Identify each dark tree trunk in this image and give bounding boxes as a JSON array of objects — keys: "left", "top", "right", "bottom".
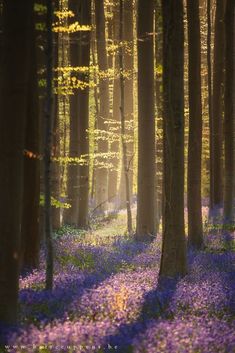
[
  {"left": 119, "top": 0, "right": 132, "bottom": 234},
  {"left": 22, "top": 21, "right": 41, "bottom": 270},
  {"left": 187, "top": 0, "right": 203, "bottom": 249},
  {"left": 44, "top": 0, "right": 54, "bottom": 290},
  {"left": 223, "top": 0, "right": 234, "bottom": 224},
  {"left": 119, "top": 0, "right": 134, "bottom": 208},
  {"left": 211, "top": 0, "right": 225, "bottom": 218},
  {"left": 207, "top": 0, "right": 213, "bottom": 213},
  {"left": 77, "top": 0, "right": 91, "bottom": 228},
  {"left": 135, "top": 0, "right": 156, "bottom": 241},
  {"left": 64, "top": 0, "right": 81, "bottom": 225},
  {"left": 159, "top": 0, "right": 187, "bottom": 277},
  {"left": 51, "top": 32, "right": 61, "bottom": 230},
  {"left": 0, "top": 0, "right": 33, "bottom": 325},
  {"left": 94, "top": 0, "right": 110, "bottom": 214}
]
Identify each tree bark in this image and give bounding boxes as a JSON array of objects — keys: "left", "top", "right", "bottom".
[
  {"left": 135, "top": 0, "right": 156, "bottom": 241},
  {"left": 94, "top": 0, "right": 110, "bottom": 214},
  {"left": 77, "top": 0, "right": 91, "bottom": 228},
  {"left": 44, "top": 0, "right": 54, "bottom": 290},
  {"left": 64, "top": 0, "right": 81, "bottom": 225},
  {"left": 187, "top": 0, "right": 203, "bottom": 248},
  {"left": 223, "top": 0, "right": 234, "bottom": 224},
  {"left": 22, "top": 21, "right": 41, "bottom": 270},
  {"left": 0, "top": 0, "right": 33, "bottom": 325},
  {"left": 211, "top": 0, "right": 225, "bottom": 218},
  {"left": 160, "top": 0, "right": 187, "bottom": 277}
]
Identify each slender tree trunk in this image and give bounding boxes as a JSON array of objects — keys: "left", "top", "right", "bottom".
[
  {"left": 119, "top": 0, "right": 132, "bottom": 234},
  {"left": 94, "top": 0, "right": 110, "bottom": 214},
  {"left": 223, "top": 0, "right": 234, "bottom": 224},
  {"left": 0, "top": 0, "right": 32, "bottom": 325},
  {"left": 211, "top": 0, "right": 225, "bottom": 218},
  {"left": 108, "top": 1, "right": 120, "bottom": 203},
  {"left": 159, "top": 0, "right": 187, "bottom": 277},
  {"left": 135, "top": 0, "right": 156, "bottom": 241},
  {"left": 64, "top": 0, "right": 81, "bottom": 225},
  {"left": 155, "top": 0, "right": 163, "bottom": 228},
  {"left": 44, "top": 0, "right": 54, "bottom": 290},
  {"left": 77, "top": 0, "right": 91, "bottom": 228},
  {"left": 51, "top": 32, "right": 61, "bottom": 230},
  {"left": 119, "top": 0, "right": 134, "bottom": 208},
  {"left": 187, "top": 0, "right": 203, "bottom": 248},
  {"left": 22, "top": 23, "right": 41, "bottom": 270},
  {"left": 207, "top": 0, "right": 213, "bottom": 213}
]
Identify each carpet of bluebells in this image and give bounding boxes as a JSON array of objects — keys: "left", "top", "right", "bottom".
[{"left": 1, "top": 209, "right": 235, "bottom": 353}]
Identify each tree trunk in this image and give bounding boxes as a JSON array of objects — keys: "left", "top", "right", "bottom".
[
  {"left": 77, "top": 0, "right": 91, "bottom": 228},
  {"left": 0, "top": 0, "right": 33, "bottom": 325},
  {"left": 94, "top": 0, "right": 110, "bottom": 214},
  {"left": 135, "top": 0, "right": 156, "bottom": 241},
  {"left": 187, "top": 0, "right": 203, "bottom": 248},
  {"left": 64, "top": 0, "right": 81, "bottom": 225},
  {"left": 22, "top": 22, "right": 41, "bottom": 270},
  {"left": 159, "top": 0, "right": 187, "bottom": 277},
  {"left": 223, "top": 0, "right": 234, "bottom": 224},
  {"left": 119, "top": 0, "right": 132, "bottom": 234},
  {"left": 44, "top": 0, "right": 54, "bottom": 290},
  {"left": 211, "top": 0, "right": 225, "bottom": 218},
  {"left": 119, "top": 0, "right": 134, "bottom": 208},
  {"left": 51, "top": 32, "right": 61, "bottom": 230},
  {"left": 108, "top": 1, "right": 120, "bottom": 203}
]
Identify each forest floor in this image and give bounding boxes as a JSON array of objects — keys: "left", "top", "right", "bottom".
[{"left": 2, "top": 208, "right": 235, "bottom": 353}]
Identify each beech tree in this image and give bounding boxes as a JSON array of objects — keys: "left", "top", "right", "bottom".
[
  {"left": 223, "top": 0, "right": 234, "bottom": 224},
  {"left": 135, "top": 0, "right": 156, "bottom": 241},
  {"left": 187, "top": 0, "right": 203, "bottom": 248},
  {"left": 94, "top": 0, "right": 110, "bottom": 213},
  {"left": 160, "top": 0, "right": 187, "bottom": 277},
  {"left": 210, "top": 0, "right": 225, "bottom": 218},
  {"left": 0, "top": 0, "right": 34, "bottom": 324}
]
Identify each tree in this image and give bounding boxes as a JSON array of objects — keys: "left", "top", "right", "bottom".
[
  {"left": 119, "top": 0, "right": 134, "bottom": 208},
  {"left": 108, "top": 1, "right": 120, "bottom": 203},
  {"left": 0, "top": 0, "right": 33, "bottom": 325},
  {"left": 210, "top": 0, "right": 225, "bottom": 218},
  {"left": 159, "top": 0, "right": 187, "bottom": 277},
  {"left": 64, "top": 0, "right": 81, "bottom": 225},
  {"left": 119, "top": 0, "right": 132, "bottom": 234},
  {"left": 94, "top": 0, "right": 110, "bottom": 213},
  {"left": 135, "top": 0, "right": 156, "bottom": 241},
  {"left": 187, "top": 0, "right": 203, "bottom": 249},
  {"left": 77, "top": 0, "right": 91, "bottom": 228},
  {"left": 44, "top": 0, "right": 54, "bottom": 290},
  {"left": 21, "top": 18, "right": 41, "bottom": 270},
  {"left": 223, "top": 0, "right": 234, "bottom": 225}
]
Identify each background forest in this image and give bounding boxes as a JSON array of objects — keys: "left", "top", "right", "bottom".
[{"left": 0, "top": 0, "right": 234, "bottom": 352}]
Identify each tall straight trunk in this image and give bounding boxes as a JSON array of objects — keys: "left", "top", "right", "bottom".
[
  {"left": 187, "top": 0, "right": 203, "bottom": 248},
  {"left": 0, "top": 0, "right": 32, "bottom": 325},
  {"left": 207, "top": 0, "right": 213, "bottom": 212},
  {"left": 223, "top": 0, "right": 234, "bottom": 224},
  {"left": 51, "top": 32, "right": 61, "bottom": 230},
  {"left": 119, "top": 0, "right": 132, "bottom": 234},
  {"left": 108, "top": 1, "right": 120, "bottom": 202},
  {"left": 44, "top": 0, "right": 54, "bottom": 290},
  {"left": 22, "top": 22, "right": 41, "bottom": 270},
  {"left": 136, "top": 0, "right": 156, "bottom": 241},
  {"left": 64, "top": 0, "right": 81, "bottom": 225},
  {"left": 94, "top": 0, "right": 110, "bottom": 213},
  {"left": 211, "top": 0, "right": 225, "bottom": 217},
  {"left": 77, "top": 0, "right": 91, "bottom": 228},
  {"left": 119, "top": 0, "right": 134, "bottom": 208},
  {"left": 160, "top": 0, "right": 187, "bottom": 277},
  {"left": 155, "top": 0, "right": 163, "bottom": 228}
]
